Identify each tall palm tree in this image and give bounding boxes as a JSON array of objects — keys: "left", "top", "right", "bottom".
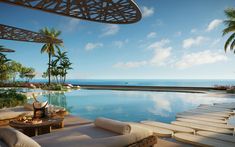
[
  {"left": 223, "top": 8, "right": 235, "bottom": 52},
  {"left": 39, "top": 28, "right": 62, "bottom": 85}
]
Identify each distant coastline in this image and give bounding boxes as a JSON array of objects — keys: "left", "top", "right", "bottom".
[{"left": 78, "top": 85, "right": 217, "bottom": 93}]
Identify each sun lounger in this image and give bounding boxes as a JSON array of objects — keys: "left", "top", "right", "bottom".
[
  {"left": 0, "top": 117, "right": 157, "bottom": 147},
  {"left": 31, "top": 117, "right": 157, "bottom": 147}
]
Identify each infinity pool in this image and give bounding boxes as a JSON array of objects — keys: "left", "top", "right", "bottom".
[{"left": 35, "top": 89, "right": 235, "bottom": 123}]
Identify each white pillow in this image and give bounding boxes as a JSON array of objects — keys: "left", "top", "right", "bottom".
[
  {"left": 94, "top": 117, "right": 131, "bottom": 135},
  {"left": 0, "top": 127, "right": 41, "bottom": 147}
]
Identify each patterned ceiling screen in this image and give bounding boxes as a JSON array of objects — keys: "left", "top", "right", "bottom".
[
  {"left": 0, "top": 24, "right": 63, "bottom": 43},
  {"left": 1, "top": 0, "right": 142, "bottom": 24}
]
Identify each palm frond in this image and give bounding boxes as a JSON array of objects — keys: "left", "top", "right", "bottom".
[
  {"left": 225, "top": 8, "right": 235, "bottom": 19},
  {"left": 55, "top": 30, "right": 61, "bottom": 37},
  {"left": 230, "top": 39, "right": 235, "bottom": 51},
  {"left": 223, "top": 25, "right": 235, "bottom": 36},
  {"left": 55, "top": 45, "right": 61, "bottom": 52},
  {"left": 224, "top": 32, "right": 235, "bottom": 51},
  {"left": 224, "top": 20, "right": 235, "bottom": 27},
  {"left": 41, "top": 44, "right": 49, "bottom": 53}
]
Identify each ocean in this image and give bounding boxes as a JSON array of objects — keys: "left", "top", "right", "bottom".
[{"left": 32, "top": 79, "right": 235, "bottom": 87}]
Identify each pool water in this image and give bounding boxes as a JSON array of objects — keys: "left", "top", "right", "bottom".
[{"left": 35, "top": 89, "right": 235, "bottom": 123}]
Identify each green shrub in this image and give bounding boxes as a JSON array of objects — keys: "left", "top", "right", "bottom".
[
  {"left": 0, "top": 89, "right": 27, "bottom": 108},
  {"left": 41, "top": 83, "right": 64, "bottom": 91}
]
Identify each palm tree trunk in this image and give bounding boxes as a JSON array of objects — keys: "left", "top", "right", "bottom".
[
  {"left": 63, "top": 70, "right": 66, "bottom": 84},
  {"left": 48, "top": 53, "right": 51, "bottom": 85},
  {"left": 56, "top": 76, "right": 58, "bottom": 84}
]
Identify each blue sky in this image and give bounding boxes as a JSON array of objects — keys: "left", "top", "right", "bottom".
[{"left": 1, "top": 0, "right": 235, "bottom": 79}]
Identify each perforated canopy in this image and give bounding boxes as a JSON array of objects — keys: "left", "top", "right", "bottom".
[
  {"left": 0, "top": 24, "right": 63, "bottom": 43},
  {"left": 1, "top": 0, "right": 142, "bottom": 24}
]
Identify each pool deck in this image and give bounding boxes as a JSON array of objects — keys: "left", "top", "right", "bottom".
[{"left": 142, "top": 102, "right": 235, "bottom": 146}]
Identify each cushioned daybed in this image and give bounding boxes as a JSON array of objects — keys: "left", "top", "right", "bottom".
[{"left": 0, "top": 117, "right": 157, "bottom": 147}]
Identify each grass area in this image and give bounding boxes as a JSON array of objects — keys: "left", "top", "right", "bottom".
[{"left": 0, "top": 89, "right": 27, "bottom": 108}]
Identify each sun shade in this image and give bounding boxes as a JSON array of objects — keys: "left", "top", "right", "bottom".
[
  {"left": 0, "top": 24, "right": 63, "bottom": 43},
  {"left": 1, "top": 0, "right": 142, "bottom": 24}
]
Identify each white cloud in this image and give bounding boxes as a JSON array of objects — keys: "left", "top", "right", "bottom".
[
  {"left": 147, "top": 32, "right": 156, "bottom": 38},
  {"left": 113, "top": 39, "right": 129, "bottom": 48},
  {"left": 210, "top": 38, "right": 221, "bottom": 47},
  {"left": 65, "top": 18, "right": 80, "bottom": 32},
  {"left": 101, "top": 24, "right": 119, "bottom": 36},
  {"left": 142, "top": 6, "right": 154, "bottom": 18},
  {"left": 150, "top": 48, "right": 172, "bottom": 66},
  {"left": 113, "top": 61, "right": 147, "bottom": 68},
  {"left": 148, "top": 39, "right": 172, "bottom": 66},
  {"left": 113, "top": 39, "right": 172, "bottom": 68},
  {"left": 182, "top": 36, "right": 207, "bottom": 49},
  {"left": 206, "top": 19, "right": 223, "bottom": 32},
  {"left": 147, "top": 39, "right": 170, "bottom": 50},
  {"left": 85, "top": 42, "right": 103, "bottom": 51},
  {"left": 175, "top": 50, "right": 227, "bottom": 69}
]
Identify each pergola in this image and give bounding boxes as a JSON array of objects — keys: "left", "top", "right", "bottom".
[
  {"left": 1, "top": 0, "right": 142, "bottom": 24},
  {"left": 0, "top": 24, "right": 63, "bottom": 43},
  {"left": 0, "top": 0, "right": 142, "bottom": 43}
]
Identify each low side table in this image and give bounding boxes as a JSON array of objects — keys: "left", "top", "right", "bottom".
[{"left": 9, "top": 118, "right": 64, "bottom": 137}]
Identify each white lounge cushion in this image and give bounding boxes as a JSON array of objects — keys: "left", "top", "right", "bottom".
[
  {"left": 0, "top": 127, "right": 40, "bottom": 147},
  {"left": 94, "top": 117, "right": 131, "bottom": 135},
  {"left": 33, "top": 123, "right": 152, "bottom": 147}
]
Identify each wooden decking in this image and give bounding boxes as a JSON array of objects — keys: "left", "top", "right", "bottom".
[{"left": 141, "top": 102, "right": 235, "bottom": 147}]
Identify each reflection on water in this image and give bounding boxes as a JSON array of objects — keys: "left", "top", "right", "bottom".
[
  {"left": 36, "top": 90, "right": 235, "bottom": 123},
  {"left": 38, "top": 93, "right": 72, "bottom": 113}
]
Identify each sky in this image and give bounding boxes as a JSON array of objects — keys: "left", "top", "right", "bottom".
[{"left": 1, "top": 0, "right": 235, "bottom": 79}]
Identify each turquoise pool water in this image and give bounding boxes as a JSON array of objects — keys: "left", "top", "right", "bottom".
[{"left": 35, "top": 89, "right": 235, "bottom": 123}]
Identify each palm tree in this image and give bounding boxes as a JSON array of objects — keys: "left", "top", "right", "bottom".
[
  {"left": 0, "top": 45, "right": 7, "bottom": 58},
  {"left": 53, "top": 50, "right": 72, "bottom": 84},
  {"left": 7, "top": 61, "right": 22, "bottom": 82},
  {"left": 39, "top": 28, "right": 62, "bottom": 85},
  {"left": 0, "top": 55, "right": 11, "bottom": 83},
  {"left": 51, "top": 59, "right": 60, "bottom": 83},
  {"left": 223, "top": 8, "right": 235, "bottom": 52},
  {"left": 53, "top": 49, "right": 68, "bottom": 64},
  {"left": 60, "top": 59, "right": 72, "bottom": 84}
]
